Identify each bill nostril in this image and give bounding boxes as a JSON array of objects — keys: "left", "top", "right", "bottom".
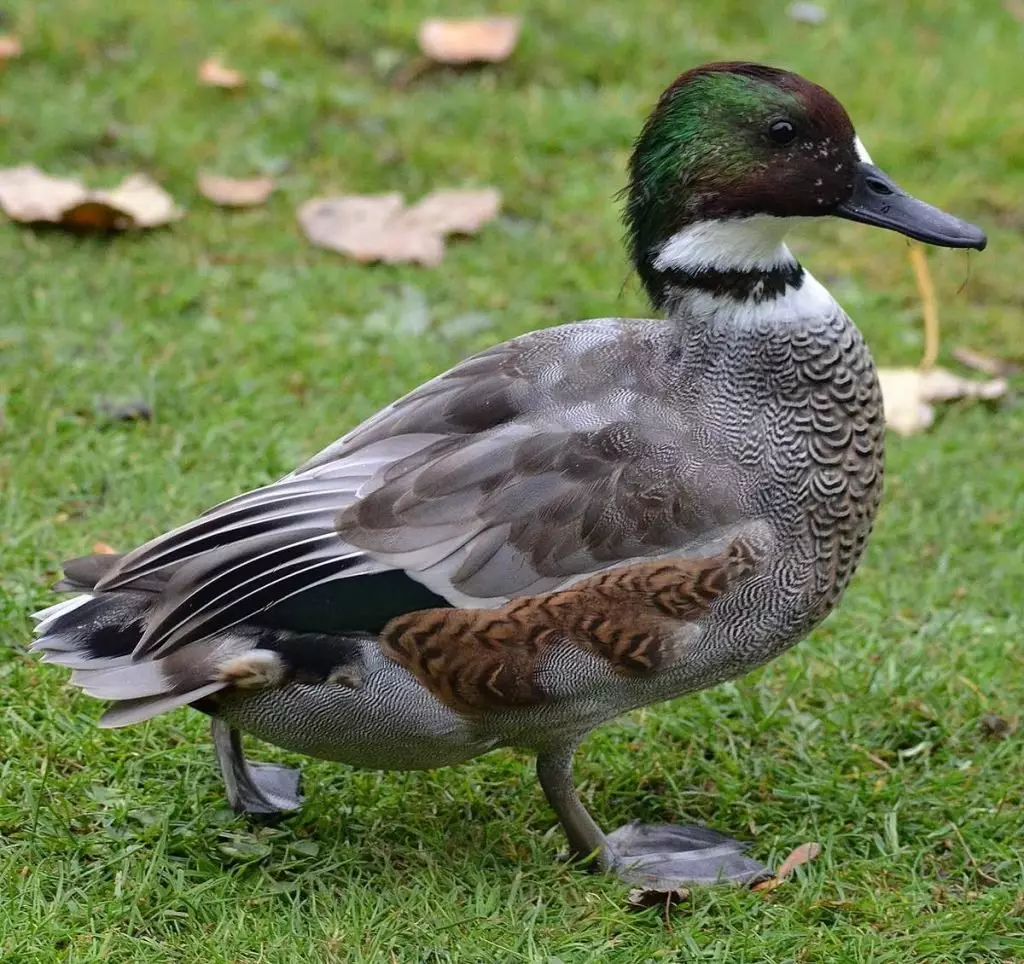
[{"left": 865, "top": 177, "right": 893, "bottom": 196}]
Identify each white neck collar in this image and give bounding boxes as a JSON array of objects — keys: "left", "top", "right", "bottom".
[{"left": 653, "top": 215, "right": 800, "bottom": 274}]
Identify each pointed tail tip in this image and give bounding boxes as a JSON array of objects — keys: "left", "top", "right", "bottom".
[
  {"left": 31, "top": 594, "right": 95, "bottom": 634},
  {"left": 97, "top": 681, "right": 227, "bottom": 728}
]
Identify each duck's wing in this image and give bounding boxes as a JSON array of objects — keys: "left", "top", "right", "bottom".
[{"left": 97, "top": 319, "right": 748, "bottom": 658}]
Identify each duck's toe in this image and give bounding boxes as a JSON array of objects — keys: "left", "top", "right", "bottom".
[{"left": 606, "top": 823, "right": 771, "bottom": 889}]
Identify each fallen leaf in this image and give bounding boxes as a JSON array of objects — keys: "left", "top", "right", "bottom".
[
  {"left": 0, "top": 166, "right": 183, "bottom": 231},
  {"left": 776, "top": 841, "right": 823, "bottom": 878},
  {"left": 626, "top": 886, "right": 690, "bottom": 911},
  {"left": 0, "top": 34, "right": 22, "bottom": 60},
  {"left": 787, "top": 2, "right": 828, "bottom": 23},
  {"left": 0, "top": 166, "right": 83, "bottom": 220},
  {"left": 980, "top": 714, "right": 1017, "bottom": 740},
  {"left": 93, "top": 175, "right": 182, "bottom": 229},
  {"left": 752, "top": 842, "right": 822, "bottom": 892},
  {"left": 877, "top": 367, "right": 1008, "bottom": 436},
  {"left": 197, "top": 172, "right": 274, "bottom": 208},
  {"left": 198, "top": 56, "right": 245, "bottom": 89},
  {"left": 91, "top": 542, "right": 119, "bottom": 555},
  {"left": 298, "top": 188, "right": 501, "bottom": 267},
  {"left": 1004, "top": 0, "right": 1024, "bottom": 23},
  {"left": 417, "top": 16, "right": 521, "bottom": 65},
  {"left": 401, "top": 188, "right": 502, "bottom": 236},
  {"left": 299, "top": 194, "right": 440, "bottom": 266},
  {"left": 952, "top": 346, "right": 1019, "bottom": 378}
]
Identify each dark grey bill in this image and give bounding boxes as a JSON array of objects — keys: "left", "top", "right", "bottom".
[{"left": 836, "top": 162, "right": 987, "bottom": 250}]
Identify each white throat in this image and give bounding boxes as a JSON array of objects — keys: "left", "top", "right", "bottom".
[
  {"left": 653, "top": 215, "right": 799, "bottom": 274},
  {"left": 651, "top": 215, "right": 839, "bottom": 327}
]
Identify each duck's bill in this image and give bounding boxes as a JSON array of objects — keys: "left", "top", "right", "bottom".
[{"left": 835, "top": 162, "right": 987, "bottom": 250}]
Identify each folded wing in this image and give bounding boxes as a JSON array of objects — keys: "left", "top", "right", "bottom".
[{"left": 94, "top": 320, "right": 746, "bottom": 659}]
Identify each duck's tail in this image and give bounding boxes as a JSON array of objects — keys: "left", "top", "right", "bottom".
[{"left": 30, "top": 554, "right": 248, "bottom": 728}]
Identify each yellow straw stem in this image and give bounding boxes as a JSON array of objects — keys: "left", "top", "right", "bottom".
[{"left": 909, "top": 243, "right": 940, "bottom": 371}]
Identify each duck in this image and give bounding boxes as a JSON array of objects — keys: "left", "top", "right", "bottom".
[{"left": 29, "top": 62, "right": 986, "bottom": 891}]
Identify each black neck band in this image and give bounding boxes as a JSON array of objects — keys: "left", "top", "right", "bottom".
[{"left": 657, "top": 261, "right": 805, "bottom": 304}]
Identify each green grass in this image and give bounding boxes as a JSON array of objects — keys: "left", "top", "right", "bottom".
[{"left": 1, "top": 0, "right": 1023, "bottom": 960}]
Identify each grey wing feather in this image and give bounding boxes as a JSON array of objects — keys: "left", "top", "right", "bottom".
[{"left": 94, "top": 318, "right": 742, "bottom": 657}]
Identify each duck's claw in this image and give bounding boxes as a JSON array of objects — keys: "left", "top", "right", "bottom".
[{"left": 606, "top": 823, "right": 772, "bottom": 889}]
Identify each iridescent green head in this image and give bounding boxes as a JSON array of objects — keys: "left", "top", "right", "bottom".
[{"left": 625, "top": 63, "right": 987, "bottom": 306}]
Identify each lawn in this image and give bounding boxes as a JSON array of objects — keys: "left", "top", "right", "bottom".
[{"left": 1, "top": 0, "right": 1022, "bottom": 961}]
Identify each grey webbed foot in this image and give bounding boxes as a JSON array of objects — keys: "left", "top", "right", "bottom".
[
  {"left": 211, "top": 718, "right": 304, "bottom": 815},
  {"left": 537, "top": 749, "right": 771, "bottom": 890},
  {"left": 606, "top": 822, "right": 771, "bottom": 888}
]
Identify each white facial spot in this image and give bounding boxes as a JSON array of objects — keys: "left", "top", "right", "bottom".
[
  {"left": 853, "top": 136, "right": 874, "bottom": 165},
  {"left": 814, "top": 178, "right": 823, "bottom": 187}
]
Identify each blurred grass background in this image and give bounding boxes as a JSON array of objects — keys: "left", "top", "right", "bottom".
[{"left": 0, "top": 1, "right": 1022, "bottom": 961}]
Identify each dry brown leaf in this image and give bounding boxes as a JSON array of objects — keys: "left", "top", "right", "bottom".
[
  {"left": 91, "top": 542, "right": 119, "bottom": 555},
  {"left": 299, "top": 194, "right": 442, "bottom": 266},
  {"left": 878, "top": 366, "right": 1008, "bottom": 436},
  {"left": 417, "top": 16, "right": 521, "bottom": 65},
  {"left": 298, "top": 188, "right": 501, "bottom": 267},
  {"left": 0, "top": 166, "right": 183, "bottom": 231},
  {"left": 92, "top": 175, "right": 182, "bottom": 228},
  {"left": 1004, "top": 0, "right": 1024, "bottom": 22},
  {"left": 198, "top": 56, "right": 245, "bottom": 89},
  {"left": 402, "top": 188, "right": 502, "bottom": 236},
  {"left": 0, "top": 166, "right": 83, "bottom": 221},
  {"left": 197, "top": 172, "right": 275, "bottom": 208},
  {"left": 952, "top": 346, "right": 1018, "bottom": 378},
  {"left": 752, "top": 842, "right": 822, "bottom": 892},
  {"left": 0, "top": 34, "right": 23, "bottom": 60}
]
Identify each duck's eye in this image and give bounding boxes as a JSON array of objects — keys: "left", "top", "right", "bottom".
[{"left": 768, "top": 119, "right": 796, "bottom": 145}]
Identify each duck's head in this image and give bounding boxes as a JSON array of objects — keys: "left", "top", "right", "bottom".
[{"left": 625, "top": 62, "right": 987, "bottom": 307}]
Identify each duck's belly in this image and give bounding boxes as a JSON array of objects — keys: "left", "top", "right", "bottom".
[
  {"left": 212, "top": 657, "right": 498, "bottom": 771},
  {"left": 210, "top": 639, "right": 646, "bottom": 768}
]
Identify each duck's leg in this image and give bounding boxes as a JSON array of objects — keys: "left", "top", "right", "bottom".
[
  {"left": 211, "top": 718, "right": 304, "bottom": 815},
  {"left": 536, "top": 747, "right": 771, "bottom": 889},
  {"left": 537, "top": 748, "right": 613, "bottom": 868}
]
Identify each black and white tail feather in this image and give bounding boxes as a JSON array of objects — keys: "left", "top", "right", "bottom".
[
  {"left": 28, "top": 434, "right": 429, "bottom": 727},
  {"left": 31, "top": 555, "right": 259, "bottom": 728},
  {"left": 29, "top": 550, "right": 370, "bottom": 729}
]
